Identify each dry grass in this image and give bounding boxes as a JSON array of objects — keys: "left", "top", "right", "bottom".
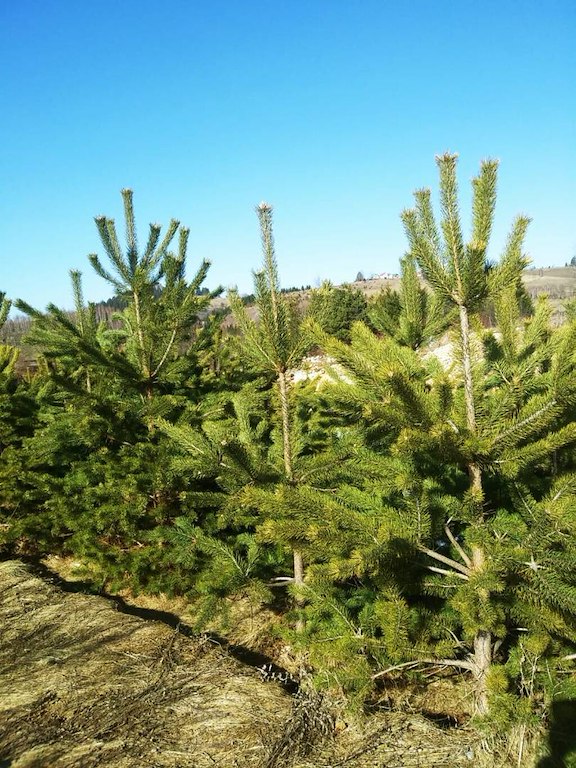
[
  {"left": 1, "top": 560, "right": 530, "bottom": 767},
  {"left": 0, "top": 560, "right": 291, "bottom": 767}
]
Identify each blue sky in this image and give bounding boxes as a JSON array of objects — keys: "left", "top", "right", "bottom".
[{"left": 1, "top": 0, "right": 575, "bottom": 310}]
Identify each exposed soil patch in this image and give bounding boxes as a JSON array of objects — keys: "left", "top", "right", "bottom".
[{"left": 1, "top": 560, "right": 493, "bottom": 767}]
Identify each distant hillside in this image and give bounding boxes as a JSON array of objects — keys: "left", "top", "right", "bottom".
[
  {"left": 521, "top": 266, "right": 576, "bottom": 299},
  {"left": 4, "top": 267, "right": 576, "bottom": 363},
  {"left": 349, "top": 266, "right": 576, "bottom": 302}
]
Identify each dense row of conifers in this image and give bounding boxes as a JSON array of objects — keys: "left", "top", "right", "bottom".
[{"left": 1, "top": 158, "right": 575, "bottom": 735}]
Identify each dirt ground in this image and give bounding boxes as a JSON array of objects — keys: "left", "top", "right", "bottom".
[{"left": 0, "top": 560, "right": 526, "bottom": 767}]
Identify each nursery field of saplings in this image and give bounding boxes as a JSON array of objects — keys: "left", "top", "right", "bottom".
[{"left": 1, "top": 155, "right": 576, "bottom": 767}]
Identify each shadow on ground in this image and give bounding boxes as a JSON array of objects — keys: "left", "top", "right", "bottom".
[
  {"left": 19, "top": 555, "right": 299, "bottom": 692},
  {"left": 537, "top": 700, "right": 576, "bottom": 768}
]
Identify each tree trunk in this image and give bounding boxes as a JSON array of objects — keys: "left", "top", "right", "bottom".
[
  {"left": 460, "top": 303, "right": 492, "bottom": 713},
  {"left": 471, "top": 545, "right": 491, "bottom": 714},
  {"left": 293, "top": 549, "right": 305, "bottom": 633},
  {"left": 459, "top": 303, "right": 483, "bottom": 494},
  {"left": 133, "top": 290, "right": 153, "bottom": 401},
  {"left": 458, "top": 303, "right": 476, "bottom": 433},
  {"left": 278, "top": 369, "right": 305, "bottom": 631},
  {"left": 472, "top": 629, "right": 492, "bottom": 715},
  {"left": 278, "top": 370, "right": 293, "bottom": 480}
]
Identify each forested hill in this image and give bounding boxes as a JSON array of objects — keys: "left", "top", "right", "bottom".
[{"left": 3, "top": 266, "right": 576, "bottom": 355}]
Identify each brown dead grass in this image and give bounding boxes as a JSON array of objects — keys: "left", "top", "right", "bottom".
[
  {"left": 1, "top": 560, "right": 525, "bottom": 767},
  {"left": 0, "top": 560, "right": 291, "bottom": 767}
]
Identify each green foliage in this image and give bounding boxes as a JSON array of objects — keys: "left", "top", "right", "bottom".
[
  {"left": 0, "top": 343, "right": 41, "bottom": 550},
  {"left": 0, "top": 291, "right": 11, "bottom": 330},
  {"left": 307, "top": 281, "right": 367, "bottom": 342},
  {"left": 87, "top": 189, "right": 221, "bottom": 395},
  {"left": 4, "top": 192, "right": 231, "bottom": 590},
  {"left": 228, "top": 203, "right": 308, "bottom": 376},
  {"left": 401, "top": 153, "right": 530, "bottom": 313},
  {"left": 159, "top": 519, "right": 274, "bottom": 629},
  {"left": 303, "top": 156, "right": 576, "bottom": 719},
  {"left": 2, "top": 172, "right": 576, "bottom": 741},
  {"left": 368, "top": 255, "right": 450, "bottom": 348}
]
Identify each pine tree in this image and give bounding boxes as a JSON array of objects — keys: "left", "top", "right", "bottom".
[
  {"left": 17, "top": 191, "right": 221, "bottom": 404},
  {"left": 386, "top": 154, "right": 576, "bottom": 716},
  {"left": 399, "top": 154, "right": 533, "bottom": 711},
  {"left": 228, "top": 203, "right": 310, "bottom": 628},
  {"left": 158, "top": 206, "right": 360, "bottom": 648},
  {"left": 311, "top": 155, "right": 576, "bottom": 715},
  {"left": 7, "top": 192, "right": 224, "bottom": 588},
  {"left": 0, "top": 291, "right": 11, "bottom": 330},
  {"left": 85, "top": 188, "right": 219, "bottom": 400},
  {"left": 367, "top": 254, "right": 449, "bottom": 349},
  {"left": 307, "top": 281, "right": 368, "bottom": 342}
]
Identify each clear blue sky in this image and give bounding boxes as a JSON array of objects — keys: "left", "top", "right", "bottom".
[{"left": 1, "top": 0, "right": 575, "bottom": 311}]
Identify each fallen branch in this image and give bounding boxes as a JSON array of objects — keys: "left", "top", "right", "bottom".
[{"left": 373, "top": 656, "right": 473, "bottom": 680}]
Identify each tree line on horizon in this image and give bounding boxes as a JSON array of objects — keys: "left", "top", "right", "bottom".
[{"left": 1, "top": 158, "right": 576, "bottom": 752}]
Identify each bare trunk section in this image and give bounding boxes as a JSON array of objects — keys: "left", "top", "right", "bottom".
[
  {"left": 470, "top": 546, "right": 492, "bottom": 714},
  {"left": 278, "top": 369, "right": 305, "bottom": 632},
  {"left": 293, "top": 549, "right": 305, "bottom": 634},
  {"left": 472, "top": 630, "right": 492, "bottom": 715}
]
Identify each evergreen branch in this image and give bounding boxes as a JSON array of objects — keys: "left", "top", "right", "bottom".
[
  {"left": 437, "top": 153, "right": 465, "bottom": 298},
  {"left": 444, "top": 520, "right": 472, "bottom": 567},
  {"left": 143, "top": 223, "right": 162, "bottom": 260},
  {"left": 187, "top": 258, "right": 212, "bottom": 295},
  {"left": 93, "top": 215, "right": 118, "bottom": 267},
  {"left": 497, "top": 216, "right": 532, "bottom": 290},
  {"left": 149, "top": 218, "right": 179, "bottom": 270},
  {"left": 155, "top": 418, "right": 218, "bottom": 460},
  {"left": 121, "top": 188, "right": 138, "bottom": 273},
  {"left": 70, "top": 270, "right": 86, "bottom": 329},
  {"left": 497, "top": 422, "right": 576, "bottom": 473},
  {"left": 151, "top": 327, "right": 178, "bottom": 379},
  {"left": 0, "top": 292, "right": 11, "bottom": 328},
  {"left": 401, "top": 209, "right": 453, "bottom": 302},
  {"left": 420, "top": 658, "right": 474, "bottom": 670},
  {"left": 414, "top": 188, "right": 441, "bottom": 253},
  {"left": 492, "top": 399, "right": 558, "bottom": 450},
  {"left": 427, "top": 565, "right": 469, "bottom": 581},
  {"left": 87, "top": 254, "right": 126, "bottom": 293},
  {"left": 371, "top": 660, "right": 420, "bottom": 678},
  {"left": 549, "top": 474, "right": 576, "bottom": 503},
  {"left": 267, "top": 576, "right": 295, "bottom": 586},
  {"left": 301, "top": 584, "right": 363, "bottom": 637},
  {"left": 471, "top": 159, "right": 498, "bottom": 250},
  {"left": 178, "top": 226, "right": 190, "bottom": 262},
  {"left": 227, "top": 289, "right": 277, "bottom": 369},
  {"left": 418, "top": 545, "right": 471, "bottom": 577},
  {"left": 105, "top": 217, "right": 130, "bottom": 282}
]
